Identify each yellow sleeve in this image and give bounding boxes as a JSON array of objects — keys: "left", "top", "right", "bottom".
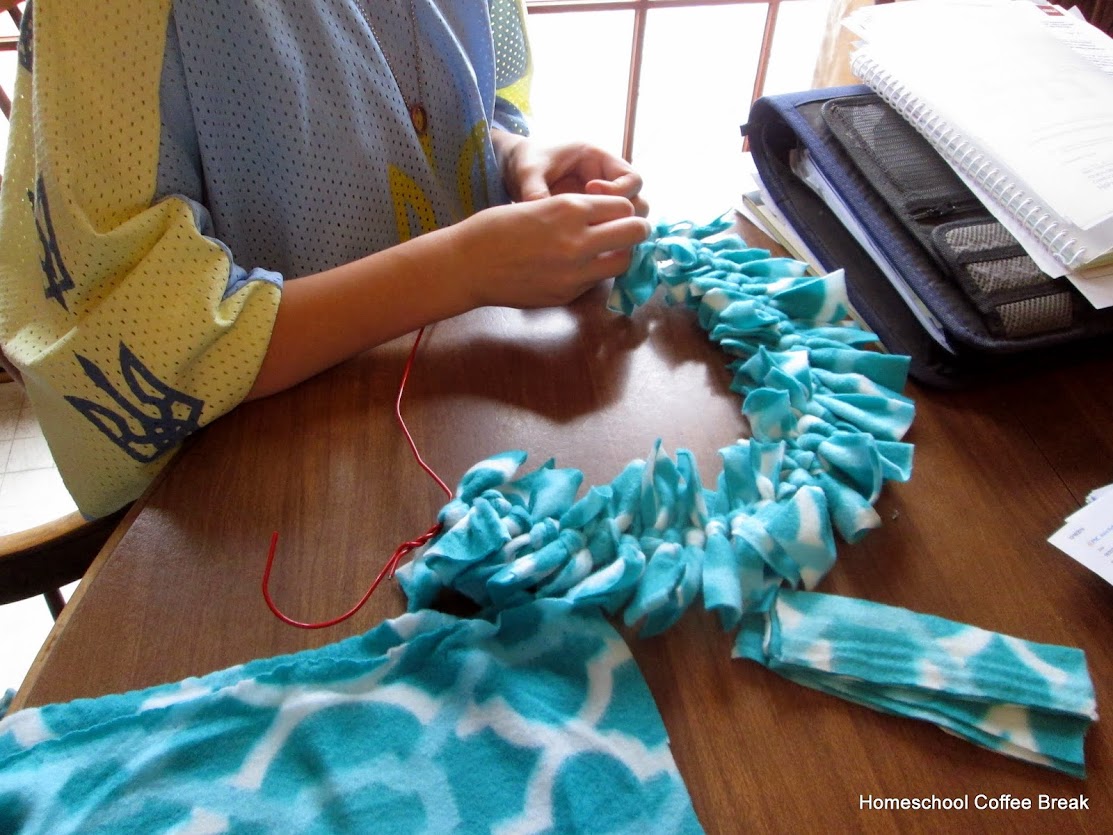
[{"left": 0, "top": 1, "right": 281, "bottom": 518}]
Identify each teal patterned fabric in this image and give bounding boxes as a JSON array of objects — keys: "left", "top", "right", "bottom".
[
  {"left": 737, "top": 590, "right": 1097, "bottom": 778},
  {"left": 397, "top": 217, "right": 1097, "bottom": 777},
  {"left": 0, "top": 218, "right": 1097, "bottom": 831},
  {"left": 399, "top": 216, "right": 916, "bottom": 628},
  {"left": 0, "top": 600, "right": 702, "bottom": 834}
]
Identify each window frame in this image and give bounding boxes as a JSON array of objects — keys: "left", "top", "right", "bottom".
[{"left": 525, "top": 0, "right": 783, "bottom": 160}]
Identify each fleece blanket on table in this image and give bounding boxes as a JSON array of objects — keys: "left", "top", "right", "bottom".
[{"left": 0, "top": 599, "right": 702, "bottom": 835}]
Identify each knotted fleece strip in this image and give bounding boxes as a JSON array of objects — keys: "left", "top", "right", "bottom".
[{"left": 397, "top": 216, "right": 1097, "bottom": 776}]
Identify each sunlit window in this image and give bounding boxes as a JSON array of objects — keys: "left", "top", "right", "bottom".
[
  {"left": 526, "top": 0, "right": 829, "bottom": 219},
  {"left": 527, "top": 9, "right": 634, "bottom": 153},
  {"left": 0, "top": 5, "right": 21, "bottom": 162}
]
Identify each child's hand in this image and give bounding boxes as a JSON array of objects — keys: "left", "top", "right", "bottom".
[
  {"left": 495, "top": 136, "right": 650, "bottom": 219},
  {"left": 450, "top": 193, "right": 651, "bottom": 309}
]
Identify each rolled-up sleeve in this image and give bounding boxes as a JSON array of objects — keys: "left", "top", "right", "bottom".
[{"left": 0, "top": 1, "right": 282, "bottom": 518}]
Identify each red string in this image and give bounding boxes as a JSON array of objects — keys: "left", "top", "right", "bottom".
[{"left": 263, "top": 326, "right": 453, "bottom": 628}]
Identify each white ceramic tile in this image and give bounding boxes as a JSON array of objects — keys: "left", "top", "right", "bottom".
[
  {"left": 13, "top": 401, "right": 40, "bottom": 439},
  {"left": 0, "top": 390, "right": 76, "bottom": 694},
  {"left": 0, "top": 409, "right": 19, "bottom": 442},
  {"left": 6, "top": 433, "right": 54, "bottom": 473},
  {"left": 0, "top": 468, "right": 77, "bottom": 533},
  {"left": 0, "top": 472, "right": 8, "bottom": 534}
]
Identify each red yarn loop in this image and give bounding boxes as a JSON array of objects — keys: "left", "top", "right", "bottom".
[{"left": 263, "top": 327, "right": 452, "bottom": 628}]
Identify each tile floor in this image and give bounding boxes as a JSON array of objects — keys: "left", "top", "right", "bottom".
[
  {"left": 0, "top": 8, "right": 77, "bottom": 702},
  {"left": 0, "top": 379, "right": 79, "bottom": 700}
]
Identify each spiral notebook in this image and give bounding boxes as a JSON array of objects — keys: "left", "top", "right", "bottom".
[{"left": 844, "top": 0, "right": 1113, "bottom": 289}]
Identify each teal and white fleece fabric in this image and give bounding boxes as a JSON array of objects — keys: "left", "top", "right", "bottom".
[
  {"left": 0, "top": 600, "right": 702, "bottom": 834},
  {"left": 0, "top": 219, "right": 1097, "bottom": 831},
  {"left": 738, "top": 590, "right": 1096, "bottom": 777},
  {"left": 397, "top": 217, "right": 1097, "bottom": 777}
]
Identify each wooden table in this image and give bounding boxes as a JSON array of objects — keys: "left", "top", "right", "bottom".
[{"left": 14, "top": 219, "right": 1113, "bottom": 834}]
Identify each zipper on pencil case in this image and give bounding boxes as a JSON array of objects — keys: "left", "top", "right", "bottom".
[{"left": 908, "top": 198, "right": 982, "bottom": 221}]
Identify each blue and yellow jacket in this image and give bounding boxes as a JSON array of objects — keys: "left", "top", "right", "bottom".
[{"left": 0, "top": 0, "right": 532, "bottom": 518}]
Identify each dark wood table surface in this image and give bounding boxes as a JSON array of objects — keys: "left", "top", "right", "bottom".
[{"left": 13, "top": 218, "right": 1113, "bottom": 834}]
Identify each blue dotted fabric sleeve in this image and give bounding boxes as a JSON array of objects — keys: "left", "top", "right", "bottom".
[{"left": 397, "top": 216, "right": 1098, "bottom": 777}]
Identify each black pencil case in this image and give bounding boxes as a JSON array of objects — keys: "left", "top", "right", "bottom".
[{"left": 741, "top": 86, "right": 1113, "bottom": 386}]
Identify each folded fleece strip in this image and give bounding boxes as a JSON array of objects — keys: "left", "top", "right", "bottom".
[
  {"left": 398, "top": 216, "right": 1097, "bottom": 776},
  {"left": 737, "top": 590, "right": 1097, "bottom": 778}
]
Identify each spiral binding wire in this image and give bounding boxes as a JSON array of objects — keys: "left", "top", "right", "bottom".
[{"left": 850, "top": 52, "right": 1087, "bottom": 269}]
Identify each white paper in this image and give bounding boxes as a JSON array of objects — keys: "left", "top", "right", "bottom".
[
  {"left": 845, "top": 0, "right": 1113, "bottom": 267},
  {"left": 1036, "top": 2, "right": 1113, "bottom": 74},
  {"left": 1048, "top": 487, "right": 1113, "bottom": 584}
]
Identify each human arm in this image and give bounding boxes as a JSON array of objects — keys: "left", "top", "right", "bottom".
[
  {"left": 249, "top": 192, "right": 649, "bottom": 399},
  {"left": 254, "top": 132, "right": 654, "bottom": 398}
]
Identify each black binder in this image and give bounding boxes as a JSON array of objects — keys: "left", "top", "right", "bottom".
[{"left": 742, "top": 86, "right": 1113, "bottom": 387}]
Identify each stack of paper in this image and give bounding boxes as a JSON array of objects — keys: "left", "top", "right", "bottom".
[{"left": 844, "top": 0, "right": 1113, "bottom": 308}]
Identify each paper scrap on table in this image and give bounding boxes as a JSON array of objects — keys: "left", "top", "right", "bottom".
[{"left": 1048, "top": 485, "right": 1113, "bottom": 584}]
